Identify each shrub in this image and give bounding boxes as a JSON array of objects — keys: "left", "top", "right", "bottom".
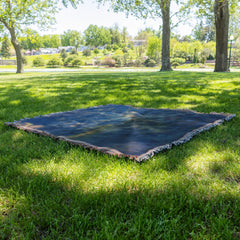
[
  {"left": 114, "top": 49, "right": 124, "bottom": 55},
  {"left": 106, "top": 45, "right": 112, "bottom": 51},
  {"left": 171, "top": 62, "right": 180, "bottom": 68},
  {"left": 103, "top": 49, "right": 108, "bottom": 55},
  {"left": 33, "top": 56, "right": 45, "bottom": 67},
  {"left": 94, "top": 48, "right": 99, "bottom": 54},
  {"left": 82, "top": 49, "right": 91, "bottom": 57},
  {"left": 22, "top": 56, "right": 28, "bottom": 65},
  {"left": 112, "top": 44, "right": 119, "bottom": 51},
  {"left": 71, "top": 57, "right": 83, "bottom": 67},
  {"left": 123, "top": 53, "right": 130, "bottom": 67},
  {"left": 129, "top": 43, "right": 134, "bottom": 50},
  {"left": 64, "top": 56, "right": 75, "bottom": 66},
  {"left": 144, "top": 58, "right": 156, "bottom": 67},
  {"left": 70, "top": 48, "right": 78, "bottom": 55},
  {"left": 200, "top": 56, "right": 207, "bottom": 64},
  {"left": 47, "top": 57, "right": 62, "bottom": 68},
  {"left": 122, "top": 47, "right": 128, "bottom": 53},
  {"left": 60, "top": 49, "right": 68, "bottom": 60},
  {"left": 94, "top": 58, "right": 101, "bottom": 66},
  {"left": 112, "top": 55, "right": 123, "bottom": 67},
  {"left": 133, "top": 58, "right": 143, "bottom": 67},
  {"left": 102, "top": 57, "right": 116, "bottom": 67},
  {"left": 170, "top": 58, "right": 185, "bottom": 65}
]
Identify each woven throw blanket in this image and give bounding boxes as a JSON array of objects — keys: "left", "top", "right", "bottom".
[{"left": 5, "top": 104, "right": 235, "bottom": 162}]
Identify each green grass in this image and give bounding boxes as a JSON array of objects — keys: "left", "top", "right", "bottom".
[{"left": 0, "top": 71, "right": 239, "bottom": 239}]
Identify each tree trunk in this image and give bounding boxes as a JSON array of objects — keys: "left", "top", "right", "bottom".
[
  {"left": 9, "top": 27, "right": 24, "bottom": 73},
  {"left": 214, "top": 0, "right": 229, "bottom": 72},
  {"left": 160, "top": 0, "right": 172, "bottom": 71}
]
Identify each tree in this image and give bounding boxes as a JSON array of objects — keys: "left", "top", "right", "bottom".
[
  {"left": 0, "top": 0, "right": 60, "bottom": 73},
  {"left": 109, "top": 24, "right": 121, "bottom": 45},
  {"left": 214, "top": 0, "right": 229, "bottom": 71},
  {"left": 61, "top": 30, "right": 83, "bottom": 49},
  {"left": 229, "top": 5, "right": 240, "bottom": 40},
  {"left": 1, "top": 36, "right": 11, "bottom": 59},
  {"left": 134, "top": 28, "right": 154, "bottom": 44},
  {"left": 96, "top": 0, "right": 177, "bottom": 71},
  {"left": 193, "top": 21, "right": 215, "bottom": 42},
  {"left": 188, "top": 0, "right": 239, "bottom": 72},
  {"left": 121, "top": 27, "right": 129, "bottom": 44},
  {"left": 84, "top": 25, "right": 111, "bottom": 47},
  {"left": 40, "top": 34, "right": 61, "bottom": 48},
  {"left": 0, "top": 0, "right": 82, "bottom": 73},
  {"left": 146, "top": 36, "right": 162, "bottom": 63},
  {"left": 20, "top": 29, "right": 42, "bottom": 51}
]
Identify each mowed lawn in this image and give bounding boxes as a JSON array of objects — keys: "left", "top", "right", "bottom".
[{"left": 0, "top": 71, "right": 239, "bottom": 239}]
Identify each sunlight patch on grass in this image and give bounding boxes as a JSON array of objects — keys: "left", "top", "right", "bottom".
[{"left": 0, "top": 71, "right": 239, "bottom": 239}]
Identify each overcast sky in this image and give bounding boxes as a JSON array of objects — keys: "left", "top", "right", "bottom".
[{"left": 40, "top": 1, "right": 195, "bottom": 37}]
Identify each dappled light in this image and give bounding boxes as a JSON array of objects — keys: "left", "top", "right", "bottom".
[{"left": 0, "top": 71, "right": 240, "bottom": 239}]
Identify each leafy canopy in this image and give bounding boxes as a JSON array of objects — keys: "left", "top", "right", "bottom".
[{"left": 0, "top": 0, "right": 60, "bottom": 31}]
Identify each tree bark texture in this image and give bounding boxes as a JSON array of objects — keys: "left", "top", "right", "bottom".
[
  {"left": 9, "top": 27, "right": 24, "bottom": 73},
  {"left": 160, "top": 0, "right": 172, "bottom": 71},
  {"left": 214, "top": 0, "right": 229, "bottom": 72}
]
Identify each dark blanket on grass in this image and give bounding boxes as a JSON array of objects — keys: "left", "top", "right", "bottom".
[{"left": 5, "top": 104, "right": 235, "bottom": 162}]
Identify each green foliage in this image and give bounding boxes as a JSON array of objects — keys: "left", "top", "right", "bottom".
[
  {"left": 106, "top": 44, "right": 112, "bottom": 51},
  {"left": 121, "top": 27, "right": 128, "bottom": 44},
  {"left": 40, "top": 34, "right": 61, "bottom": 48},
  {"left": 84, "top": 25, "right": 111, "bottom": 47},
  {"left": 146, "top": 36, "right": 161, "bottom": 63},
  {"left": 102, "top": 57, "right": 116, "bottom": 67},
  {"left": 109, "top": 24, "right": 121, "bottom": 45},
  {"left": 71, "top": 57, "right": 83, "bottom": 67},
  {"left": 122, "top": 47, "right": 128, "bottom": 53},
  {"left": 93, "top": 48, "right": 100, "bottom": 54},
  {"left": 0, "top": 37, "right": 11, "bottom": 59},
  {"left": 103, "top": 49, "right": 108, "bottom": 55},
  {"left": 47, "top": 57, "right": 63, "bottom": 68},
  {"left": 133, "top": 58, "right": 144, "bottom": 67},
  {"left": 22, "top": 56, "right": 28, "bottom": 65},
  {"left": 70, "top": 48, "right": 78, "bottom": 55},
  {"left": 114, "top": 49, "right": 124, "bottom": 55},
  {"left": 144, "top": 58, "right": 156, "bottom": 67},
  {"left": 135, "top": 45, "right": 146, "bottom": 59},
  {"left": 171, "top": 62, "right": 180, "bottom": 68},
  {"left": 64, "top": 55, "right": 83, "bottom": 67},
  {"left": 19, "top": 29, "right": 42, "bottom": 51},
  {"left": 82, "top": 49, "right": 91, "bottom": 57},
  {"left": 33, "top": 56, "right": 45, "bottom": 67},
  {"left": 135, "top": 28, "right": 154, "bottom": 42},
  {"left": 193, "top": 21, "right": 215, "bottom": 42},
  {"left": 112, "top": 43, "right": 119, "bottom": 51},
  {"left": 171, "top": 39, "right": 216, "bottom": 62},
  {"left": 60, "top": 49, "right": 68, "bottom": 60},
  {"left": 123, "top": 53, "right": 131, "bottom": 66},
  {"left": 0, "top": 0, "right": 59, "bottom": 32},
  {"left": 112, "top": 55, "right": 123, "bottom": 67},
  {"left": 64, "top": 55, "right": 76, "bottom": 66},
  {"left": 229, "top": 5, "right": 240, "bottom": 41},
  {"left": 94, "top": 58, "right": 101, "bottom": 66},
  {"left": 171, "top": 58, "right": 186, "bottom": 65},
  {"left": 61, "top": 30, "right": 83, "bottom": 49}
]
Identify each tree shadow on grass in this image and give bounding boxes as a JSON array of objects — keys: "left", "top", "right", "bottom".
[
  {"left": 1, "top": 71, "right": 239, "bottom": 172},
  {"left": 0, "top": 134, "right": 240, "bottom": 239},
  {"left": 0, "top": 71, "right": 215, "bottom": 120},
  {"left": 1, "top": 71, "right": 240, "bottom": 239}
]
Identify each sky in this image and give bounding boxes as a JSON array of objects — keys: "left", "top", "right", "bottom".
[{"left": 40, "top": 1, "right": 195, "bottom": 37}]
